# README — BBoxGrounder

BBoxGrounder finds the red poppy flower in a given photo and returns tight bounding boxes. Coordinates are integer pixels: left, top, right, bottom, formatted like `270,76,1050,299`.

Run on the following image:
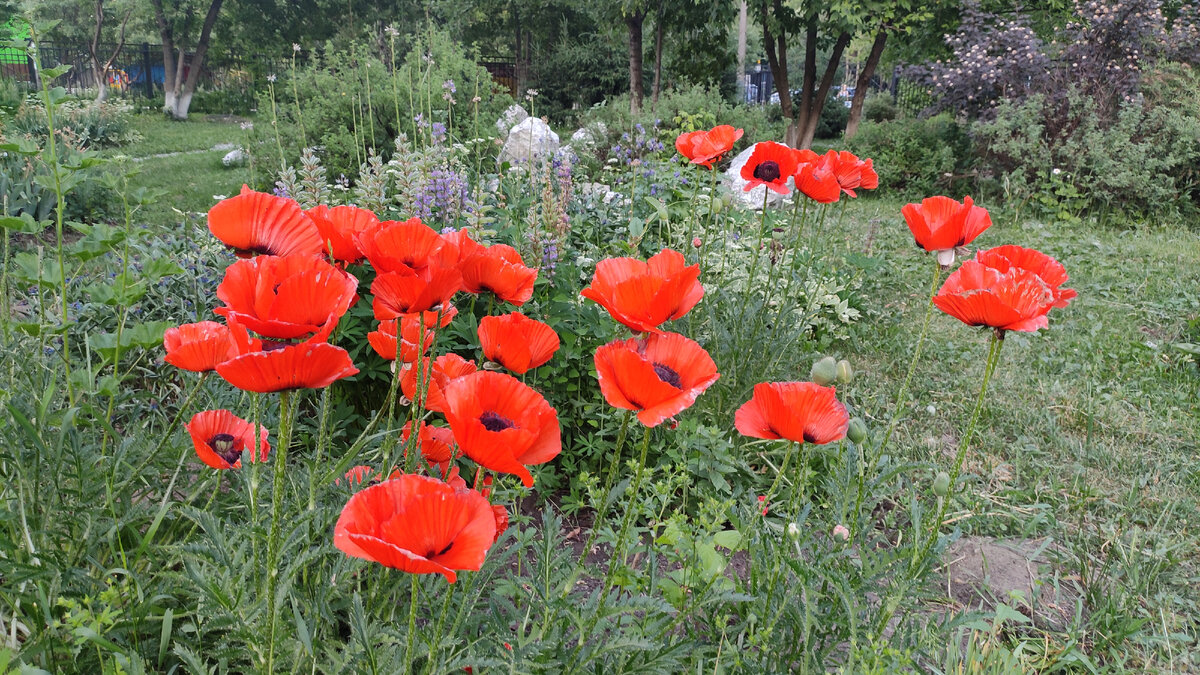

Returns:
593,332,720,427
402,421,457,473
370,266,462,320
357,218,459,274
901,196,993,265
974,245,1077,309
734,382,848,444
163,321,257,372
186,409,270,469
794,161,841,204
441,228,485,267
215,254,358,342
217,341,359,392
442,371,561,488
339,465,401,486
740,142,799,195
478,313,560,374
459,244,538,305
333,474,497,582
932,260,1057,332
675,125,744,168
400,353,478,413
580,248,704,333
305,204,380,264
823,150,878,197
207,185,324,257
368,315,436,361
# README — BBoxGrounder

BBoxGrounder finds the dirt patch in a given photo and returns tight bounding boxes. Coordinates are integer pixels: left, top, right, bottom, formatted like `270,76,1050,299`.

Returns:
943,536,1085,631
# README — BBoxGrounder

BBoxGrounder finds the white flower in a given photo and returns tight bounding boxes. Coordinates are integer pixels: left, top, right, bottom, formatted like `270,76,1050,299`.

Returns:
267,74,277,83
1052,168,1062,175
292,43,301,53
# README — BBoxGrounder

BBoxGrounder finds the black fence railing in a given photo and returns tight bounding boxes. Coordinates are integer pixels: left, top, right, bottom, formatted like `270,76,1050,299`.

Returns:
742,65,927,115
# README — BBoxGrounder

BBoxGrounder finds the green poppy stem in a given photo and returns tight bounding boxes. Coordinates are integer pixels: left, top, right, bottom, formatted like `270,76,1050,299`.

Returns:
265,389,298,673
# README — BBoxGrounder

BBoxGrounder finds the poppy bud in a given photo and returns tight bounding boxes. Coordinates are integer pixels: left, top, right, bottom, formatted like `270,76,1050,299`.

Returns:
847,418,867,444
810,356,837,385
933,471,950,497
786,523,800,538
692,237,703,248
836,359,853,384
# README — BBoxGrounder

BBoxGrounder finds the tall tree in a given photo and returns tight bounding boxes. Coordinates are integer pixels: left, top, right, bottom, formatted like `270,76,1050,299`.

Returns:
88,0,133,102
149,0,224,120
843,1,938,140
624,2,649,113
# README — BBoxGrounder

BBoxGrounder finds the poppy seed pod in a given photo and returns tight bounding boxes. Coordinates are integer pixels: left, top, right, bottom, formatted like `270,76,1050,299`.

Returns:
933,471,951,497
836,359,853,384
847,418,867,444
810,356,838,386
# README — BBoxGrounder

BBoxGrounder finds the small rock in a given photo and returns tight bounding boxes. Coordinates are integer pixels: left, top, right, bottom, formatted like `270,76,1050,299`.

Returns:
221,148,247,167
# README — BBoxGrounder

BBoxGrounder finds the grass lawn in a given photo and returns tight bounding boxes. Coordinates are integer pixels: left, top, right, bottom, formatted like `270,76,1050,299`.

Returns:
109,114,256,228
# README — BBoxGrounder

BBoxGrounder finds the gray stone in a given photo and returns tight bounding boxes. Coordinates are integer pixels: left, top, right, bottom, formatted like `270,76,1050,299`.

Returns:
495,104,529,136
221,148,247,167
499,116,560,165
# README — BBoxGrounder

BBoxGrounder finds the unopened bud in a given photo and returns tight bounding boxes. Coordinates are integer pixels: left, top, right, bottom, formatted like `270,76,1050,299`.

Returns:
933,471,951,497
692,237,703,248
786,523,800,538
810,356,837,386
836,359,853,384
847,418,867,444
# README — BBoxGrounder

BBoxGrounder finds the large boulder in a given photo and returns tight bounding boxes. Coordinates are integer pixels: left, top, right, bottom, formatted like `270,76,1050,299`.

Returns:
499,116,561,165
724,143,789,210
495,104,529,136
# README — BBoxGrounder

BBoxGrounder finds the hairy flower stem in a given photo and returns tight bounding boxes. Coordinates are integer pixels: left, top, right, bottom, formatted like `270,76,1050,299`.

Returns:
290,53,307,149
736,189,771,329
853,258,943,532
265,389,298,673
308,385,332,510
910,332,1004,575
268,81,286,172
570,411,633,589
761,441,797,511
403,574,419,674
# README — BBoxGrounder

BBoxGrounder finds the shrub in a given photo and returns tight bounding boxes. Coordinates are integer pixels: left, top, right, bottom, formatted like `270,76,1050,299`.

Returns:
188,87,258,116
814,94,849,139
863,92,898,123
255,30,513,180
0,76,24,114
5,97,140,149
845,113,973,196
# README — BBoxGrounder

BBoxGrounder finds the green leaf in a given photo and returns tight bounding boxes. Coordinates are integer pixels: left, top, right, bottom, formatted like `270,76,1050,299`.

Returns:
0,214,41,234
89,321,173,359
84,275,146,305
991,603,1032,628
712,529,742,550
11,252,64,287
41,65,71,80
0,138,41,155
143,258,183,281
68,222,126,260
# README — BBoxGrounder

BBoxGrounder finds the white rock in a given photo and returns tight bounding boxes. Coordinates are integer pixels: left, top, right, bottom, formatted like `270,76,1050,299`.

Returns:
495,104,529,136
499,116,560,165
724,143,789,210
221,148,247,167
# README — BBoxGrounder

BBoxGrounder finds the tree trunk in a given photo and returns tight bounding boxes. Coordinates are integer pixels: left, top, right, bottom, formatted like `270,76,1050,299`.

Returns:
736,0,747,101
173,0,222,120
797,30,850,148
88,0,131,105
150,0,177,114
651,4,663,106
761,0,790,136
150,0,222,120
844,30,887,140
627,12,645,114
790,21,818,147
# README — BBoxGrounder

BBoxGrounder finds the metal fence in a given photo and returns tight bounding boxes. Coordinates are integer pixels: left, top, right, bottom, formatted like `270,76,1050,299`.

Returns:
741,65,927,115
0,41,277,98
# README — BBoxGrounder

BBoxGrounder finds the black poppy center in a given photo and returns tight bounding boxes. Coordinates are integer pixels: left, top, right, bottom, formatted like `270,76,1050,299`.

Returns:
652,362,683,389
753,161,781,183
803,431,818,444
480,411,516,432
426,541,454,559
262,340,292,352
208,433,242,464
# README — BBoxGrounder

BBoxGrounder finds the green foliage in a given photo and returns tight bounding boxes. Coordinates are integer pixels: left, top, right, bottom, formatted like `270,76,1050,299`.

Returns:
862,92,899,123
6,97,140,149
814,94,849,139
187,87,257,116
846,112,974,196
974,82,1200,224
0,76,23,114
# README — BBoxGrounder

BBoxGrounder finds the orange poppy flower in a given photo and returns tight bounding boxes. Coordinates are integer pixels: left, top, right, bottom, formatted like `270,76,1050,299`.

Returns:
333,474,497,582
357,218,459,274
215,254,358,341
305,204,380,264
901,196,993,266
442,371,562,488
368,315,436,361
974,245,1077,309
580,248,704,333
216,341,359,392
402,421,457,474
734,382,849,444
794,161,841,204
186,409,270,469
163,321,257,372
459,244,538,306
478,313,560,374
675,125,744,168
370,266,462,320
593,332,720,427
932,260,1057,333
740,142,799,195
207,185,324,257
823,150,878,197
441,228,484,267
338,465,401,486
400,353,478,413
